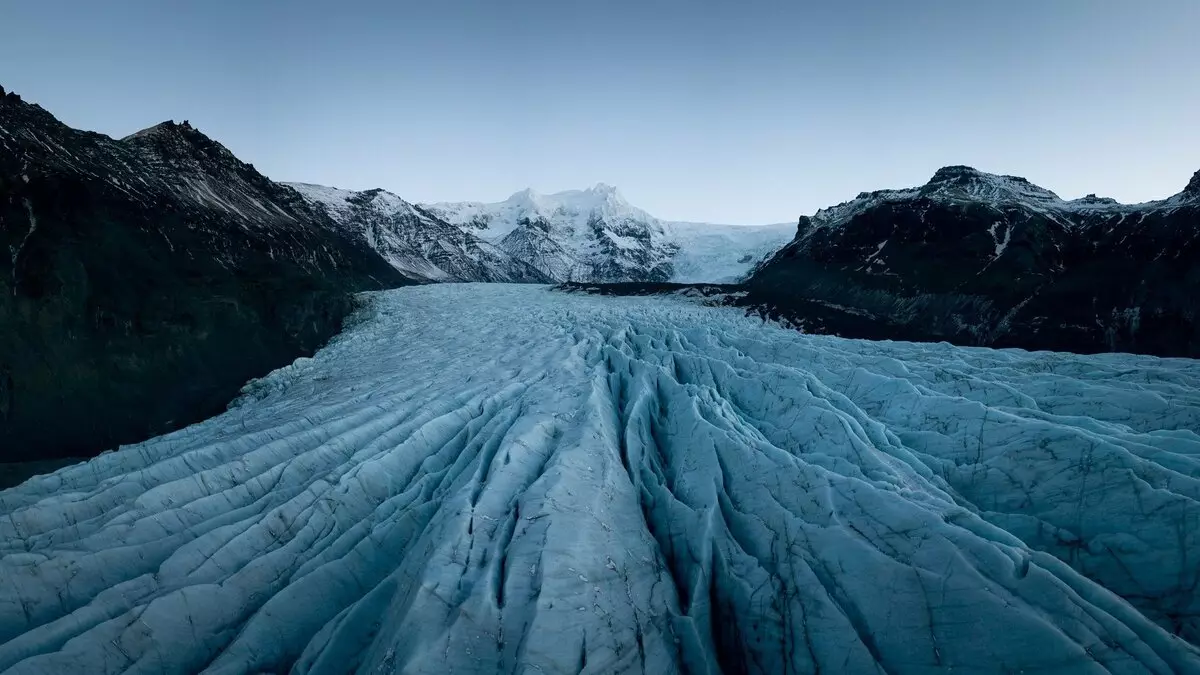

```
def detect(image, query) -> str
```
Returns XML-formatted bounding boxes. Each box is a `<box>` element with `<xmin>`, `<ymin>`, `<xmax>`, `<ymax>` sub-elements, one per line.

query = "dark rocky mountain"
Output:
<box><xmin>0</xmin><ymin>87</ymin><xmax>410</xmax><ymax>463</ymax></box>
<box><xmin>743</xmin><ymin>165</ymin><xmax>1200</xmax><ymax>357</ymax></box>
<box><xmin>285</xmin><ymin>182</ymin><xmax>551</xmax><ymax>282</ymax></box>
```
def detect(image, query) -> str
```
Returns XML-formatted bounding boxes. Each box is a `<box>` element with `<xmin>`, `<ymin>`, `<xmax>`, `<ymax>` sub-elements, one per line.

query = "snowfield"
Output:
<box><xmin>2</xmin><ymin>284</ymin><xmax>1199</xmax><ymax>674</ymax></box>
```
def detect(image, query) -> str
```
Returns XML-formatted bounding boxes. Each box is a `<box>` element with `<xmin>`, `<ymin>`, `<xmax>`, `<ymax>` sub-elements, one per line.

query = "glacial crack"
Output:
<box><xmin>1</xmin><ymin>284</ymin><xmax>1198</xmax><ymax>674</ymax></box>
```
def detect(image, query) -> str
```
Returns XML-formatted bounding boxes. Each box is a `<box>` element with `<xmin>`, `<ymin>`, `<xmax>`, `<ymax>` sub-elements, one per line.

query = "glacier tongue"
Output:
<box><xmin>2</xmin><ymin>284</ymin><xmax>1199</xmax><ymax>674</ymax></box>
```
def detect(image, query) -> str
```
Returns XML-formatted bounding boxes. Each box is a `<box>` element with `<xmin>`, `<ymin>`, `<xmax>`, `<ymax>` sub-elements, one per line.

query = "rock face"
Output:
<box><xmin>425</xmin><ymin>185</ymin><xmax>794</xmax><ymax>283</ymax></box>
<box><xmin>284</xmin><ymin>183</ymin><xmax>551</xmax><ymax>282</ymax></box>
<box><xmin>0</xmin><ymin>90</ymin><xmax>410</xmax><ymax>463</ymax></box>
<box><xmin>746</xmin><ymin>165</ymin><xmax>1200</xmax><ymax>357</ymax></box>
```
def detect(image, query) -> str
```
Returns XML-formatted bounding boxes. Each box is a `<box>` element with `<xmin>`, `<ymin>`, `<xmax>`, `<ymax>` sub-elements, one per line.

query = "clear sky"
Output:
<box><xmin>3</xmin><ymin>1</ymin><xmax>1198</xmax><ymax>224</ymax></box>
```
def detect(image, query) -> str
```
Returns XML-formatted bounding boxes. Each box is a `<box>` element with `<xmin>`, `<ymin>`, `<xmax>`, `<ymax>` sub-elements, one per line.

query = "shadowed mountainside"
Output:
<box><xmin>0</xmin><ymin>86</ymin><xmax>410</xmax><ymax>463</ymax></box>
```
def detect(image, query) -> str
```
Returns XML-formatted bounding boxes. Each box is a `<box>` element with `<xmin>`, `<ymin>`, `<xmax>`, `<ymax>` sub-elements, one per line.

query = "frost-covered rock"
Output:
<box><xmin>1</xmin><ymin>284</ymin><xmax>1198</xmax><ymax>674</ymax></box>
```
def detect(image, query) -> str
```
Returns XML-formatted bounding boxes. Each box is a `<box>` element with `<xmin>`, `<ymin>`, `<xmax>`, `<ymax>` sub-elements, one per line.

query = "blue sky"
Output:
<box><xmin>3</xmin><ymin>1</ymin><xmax>1198</xmax><ymax>224</ymax></box>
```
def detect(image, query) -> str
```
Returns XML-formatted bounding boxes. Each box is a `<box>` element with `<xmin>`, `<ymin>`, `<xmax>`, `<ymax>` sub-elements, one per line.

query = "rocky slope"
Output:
<box><xmin>285</xmin><ymin>183</ymin><xmax>551</xmax><ymax>283</ymax></box>
<box><xmin>426</xmin><ymin>185</ymin><xmax>793</xmax><ymax>283</ymax></box>
<box><xmin>0</xmin><ymin>86</ymin><xmax>410</xmax><ymax>463</ymax></box>
<box><xmin>746</xmin><ymin>165</ymin><xmax>1200</xmax><ymax>357</ymax></box>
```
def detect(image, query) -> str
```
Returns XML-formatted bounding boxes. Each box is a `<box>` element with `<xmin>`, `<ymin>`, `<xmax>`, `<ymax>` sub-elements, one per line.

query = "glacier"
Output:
<box><xmin>1</xmin><ymin>284</ymin><xmax>1199</xmax><ymax>674</ymax></box>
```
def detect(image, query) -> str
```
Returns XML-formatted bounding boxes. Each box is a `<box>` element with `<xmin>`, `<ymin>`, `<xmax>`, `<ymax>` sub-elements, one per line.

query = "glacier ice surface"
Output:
<box><xmin>2</xmin><ymin>284</ymin><xmax>1199</xmax><ymax>674</ymax></box>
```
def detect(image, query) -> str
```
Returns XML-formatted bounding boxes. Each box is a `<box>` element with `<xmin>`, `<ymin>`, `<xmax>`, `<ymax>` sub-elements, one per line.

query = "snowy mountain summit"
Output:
<box><xmin>425</xmin><ymin>186</ymin><xmax>793</xmax><ymax>283</ymax></box>
<box><xmin>425</xmin><ymin>183</ymin><xmax>670</xmax><ymax>282</ymax></box>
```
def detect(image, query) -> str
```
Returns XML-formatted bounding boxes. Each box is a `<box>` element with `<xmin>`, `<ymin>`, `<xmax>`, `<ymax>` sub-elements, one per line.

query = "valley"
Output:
<box><xmin>3</xmin><ymin>84</ymin><xmax>1200</xmax><ymax>675</ymax></box>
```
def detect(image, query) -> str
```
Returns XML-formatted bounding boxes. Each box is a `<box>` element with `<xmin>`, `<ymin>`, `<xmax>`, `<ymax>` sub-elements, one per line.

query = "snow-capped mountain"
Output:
<box><xmin>425</xmin><ymin>184</ymin><xmax>677</xmax><ymax>282</ymax></box>
<box><xmin>284</xmin><ymin>183</ymin><xmax>550</xmax><ymax>283</ymax></box>
<box><xmin>746</xmin><ymin>164</ymin><xmax>1200</xmax><ymax>356</ymax></box>
<box><xmin>4</xmin><ymin>285</ymin><xmax>1198</xmax><ymax>673</ymax></box>
<box><xmin>0</xmin><ymin>86</ymin><xmax>409</xmax><ymax>463</ymax></box>
<box><xmin>425</xmin><ymin>185</ymin><xmax>793</xmax><ymax>283</ymax></box>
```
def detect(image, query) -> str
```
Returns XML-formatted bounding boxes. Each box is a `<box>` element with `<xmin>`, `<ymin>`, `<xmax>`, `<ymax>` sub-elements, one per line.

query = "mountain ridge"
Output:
<box><xmin>283</xmin><ymin>181</ymin><xmax>551</xmax><ymax>283</ymax></box>
<box><xmin>744</xmin><ymin>164</ymin><xmax>1200</xmax><ymax>356</ymax></box>
<box><xmin>425</xmin><ymin>186</ymin><xmax>794</xmax><ymax>283</ymax></box>
<box><xmin>0</xmin><ymin>87</ymin><xmax>410</xmax><ymax>462</ymax></box>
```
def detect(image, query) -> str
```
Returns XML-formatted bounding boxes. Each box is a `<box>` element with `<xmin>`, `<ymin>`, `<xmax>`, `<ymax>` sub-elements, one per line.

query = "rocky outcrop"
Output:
<box><xmin>0</xmin><ymin>90</ymin><xmax>410</xmax><ymax>462</ymax></box>
<box><xmin>745</xmin><ymin>166</ymin><xmax>1200</xmax><ymax>357</ymax></box>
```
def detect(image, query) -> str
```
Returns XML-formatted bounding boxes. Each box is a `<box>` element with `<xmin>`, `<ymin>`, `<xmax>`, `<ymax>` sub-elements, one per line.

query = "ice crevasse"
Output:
<box><xmin>1</xmin><ymin>284</ymin><xmax>1198</xmax><ymax>674</ymax></box>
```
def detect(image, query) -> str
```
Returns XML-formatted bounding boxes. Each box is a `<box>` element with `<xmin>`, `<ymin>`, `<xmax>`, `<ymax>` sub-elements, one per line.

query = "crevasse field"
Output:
<box><xmin>2</xmin><ymin>284</ymin><xmax>1199</xmax><ymax>674</ymax></box>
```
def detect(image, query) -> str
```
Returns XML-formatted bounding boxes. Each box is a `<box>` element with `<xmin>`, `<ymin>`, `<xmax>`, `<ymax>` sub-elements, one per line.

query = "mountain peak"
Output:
<box><xmin>0</xmin><ymin>84</ymin><xmax>23</xmax><ymax>105</ymax></box>
<box><xmin>1071</xmin><ymin>193</ymin><xmax>1119</xmax><ymax>206</ymax></box>
<box><xmin>120</xmin><ymin>119</ymin><xmax>244</xmax><ymax>170</ymax></box>
<box><xmin>930</xmin><ymin>165</ymin><xmax>985</xmax><ymax>182</ymax></box>
<box><xmin>0</xmin><ymin>87</ymin><xmax>59</xmax><ymax>125</ymax></box>
<box><xmin>121</xmin><ymin>119</ymin><xmax>197</xmax><ymax>142</ymax></box>
<box><xmin>928</xmin><ymin>165</ymin><xmax>1037</xmax><ymax>186</ymax></box>
<box><xmin>587</xmin><ymin>182</ymin><xmax>619</xmax><ymax>195</ymax></box>
<box><xmin>502</xmin><ymin>185</ymin><xmax>630</xmax><ymax>211</ymax></box>
<box><xmin>1185</xmin><ymin>169</ymin><xmax>1200</xmax><ymax>195</ymax></box>
<box><xmin>920</xmin><ymin>165</ymin><xmax>1061</xmax><ymax>204</ymax></box>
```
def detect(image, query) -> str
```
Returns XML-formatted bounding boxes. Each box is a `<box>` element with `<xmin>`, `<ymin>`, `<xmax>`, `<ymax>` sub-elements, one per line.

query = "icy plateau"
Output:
<box><xmin>1</xmin><ymin>285</ymin><xmax>1199</xmax><ymax>674</ymax></box>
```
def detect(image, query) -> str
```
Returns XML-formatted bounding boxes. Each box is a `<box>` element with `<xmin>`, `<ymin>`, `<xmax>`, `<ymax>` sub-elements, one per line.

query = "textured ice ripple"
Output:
<box><xmin>2</xmin><ymin>284</ymin><xmax>1199</xmax><ymax>674</ymax></box>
